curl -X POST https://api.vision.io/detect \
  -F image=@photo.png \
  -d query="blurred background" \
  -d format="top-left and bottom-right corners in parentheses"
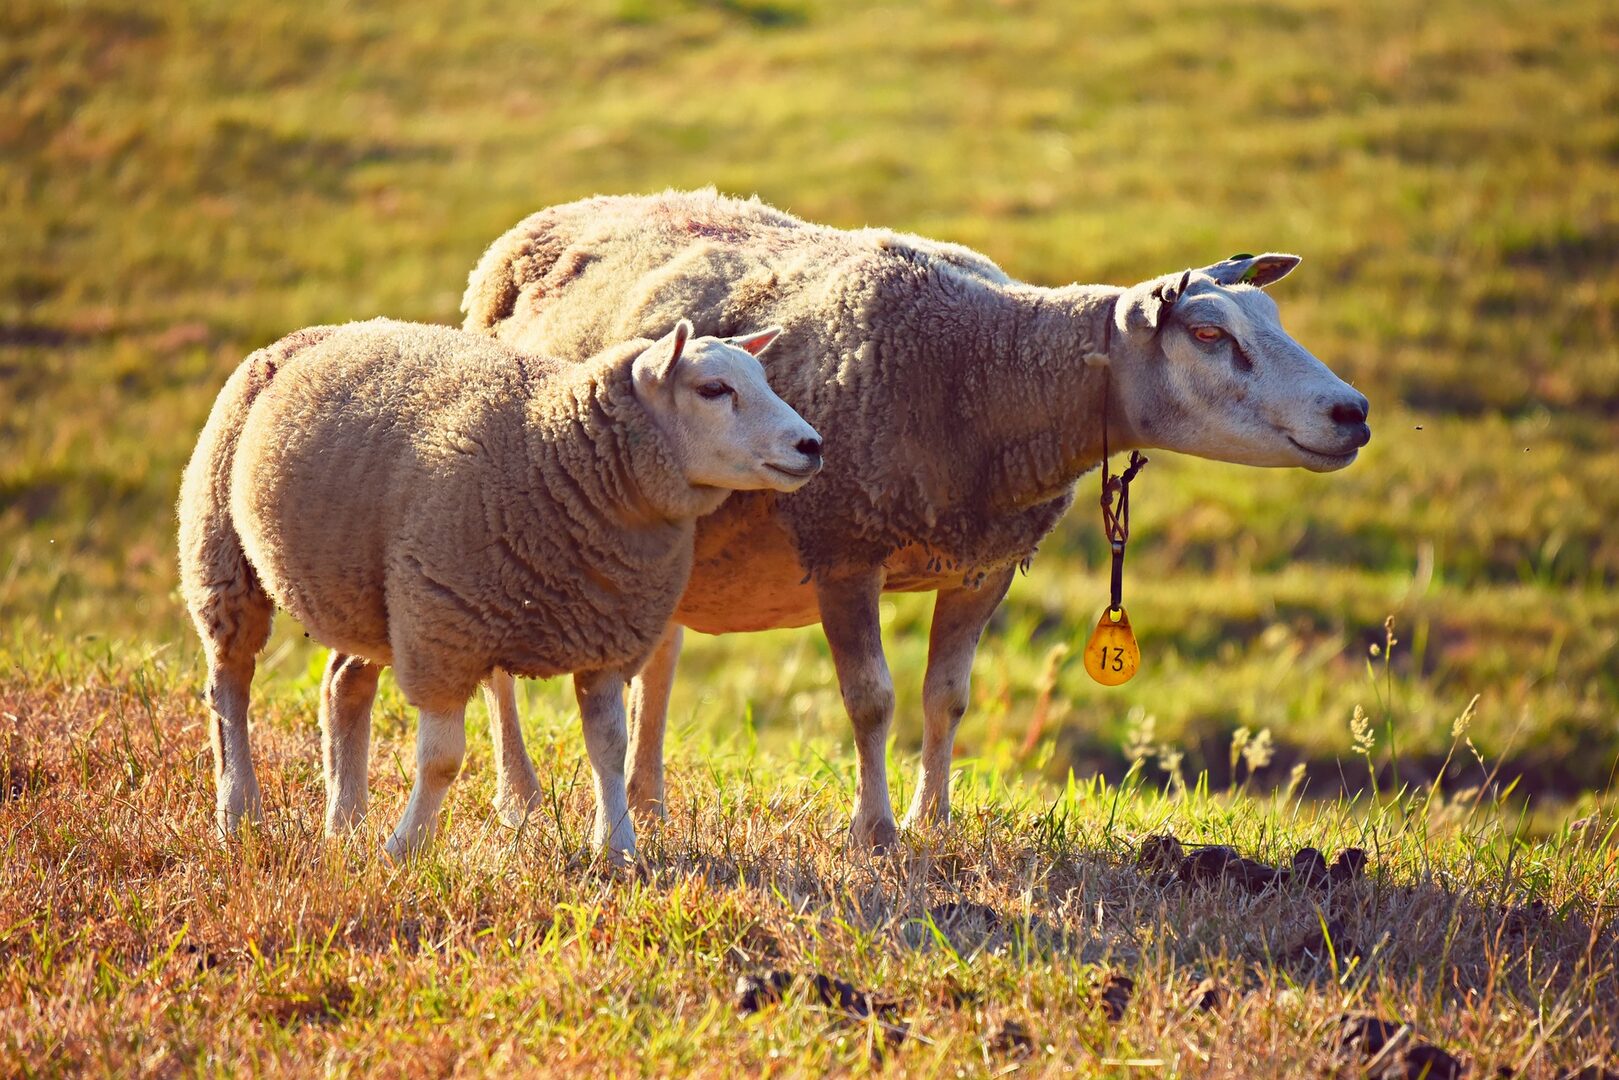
top-left (3, 0), bottom-right (1616, 805)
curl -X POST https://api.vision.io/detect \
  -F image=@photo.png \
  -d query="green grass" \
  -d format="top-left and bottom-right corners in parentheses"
top-left (3, 0), bottom-right (1619, 1073)
top-left (4, 0), bottom-right (1617, 782)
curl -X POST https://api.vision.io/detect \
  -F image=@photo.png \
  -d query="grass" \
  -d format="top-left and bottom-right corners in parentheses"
top-left (3, 0), bottom-right (1619, 1073)
top-left (4, 0), bottom-right (1618, 779)
top-left (5, 646), bottom-right (1619, 1075)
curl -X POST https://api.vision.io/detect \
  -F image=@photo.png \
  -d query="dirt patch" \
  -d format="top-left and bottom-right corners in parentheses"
top-left (261, 979), bottom-right (355, 1027)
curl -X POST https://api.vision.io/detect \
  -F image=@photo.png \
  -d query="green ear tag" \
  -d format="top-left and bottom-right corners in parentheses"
top-left (1084, 606), bottom-right (1140, 686)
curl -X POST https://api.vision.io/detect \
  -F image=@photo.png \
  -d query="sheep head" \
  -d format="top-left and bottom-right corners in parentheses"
top-left (632, 321), bottom-right (824, 494)
top-left (1110, 254), bottom-right (1370, 473)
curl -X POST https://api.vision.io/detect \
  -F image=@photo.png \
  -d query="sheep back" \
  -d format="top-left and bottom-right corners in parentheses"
top-left (464, 189), bottom-right (1079, 579)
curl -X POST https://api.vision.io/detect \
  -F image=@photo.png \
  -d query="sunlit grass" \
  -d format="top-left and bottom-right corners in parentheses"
top-left (4, 0), bottom-right (1616, 777)
top-left (3, 647), bottom-right (1617, 1074)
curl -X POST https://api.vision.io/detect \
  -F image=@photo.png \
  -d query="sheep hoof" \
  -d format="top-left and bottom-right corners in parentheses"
top-left (627, 782), bottom-right (667, 821)
top-left (382, 831), bottom-right (420, 864)
top-left (851, 815), bottom-right (901, 855)
top-left (594, 844), bottom-right (638, 872)
top-left (214, 795), bottom-right (263, 841)
top-left (493, 794), bottom-right (541, 830)
top-left (324, 802), bottom-right (368, 837)
top-left (900, 807), bottom-right (950, 832)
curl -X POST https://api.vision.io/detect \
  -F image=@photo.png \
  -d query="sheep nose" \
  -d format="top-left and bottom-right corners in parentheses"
top-left (1330, 394), bottom-right (1370, 427)
top-left (796, 436), bottom-right (823, 460)
top-left (1328, 393), bottom-right (1372, 448)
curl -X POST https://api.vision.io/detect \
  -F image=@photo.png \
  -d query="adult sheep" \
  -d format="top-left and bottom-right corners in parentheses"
top-left (178, 317), bottom-right (821, 862)
top-left (457, 189), bottom-right (1371, 851)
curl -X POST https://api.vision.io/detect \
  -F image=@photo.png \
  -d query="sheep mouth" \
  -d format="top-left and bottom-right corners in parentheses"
top-left (1287, 436), bottom-right (1359, 470)
top-left (764, 461), bottom-right (821, 480)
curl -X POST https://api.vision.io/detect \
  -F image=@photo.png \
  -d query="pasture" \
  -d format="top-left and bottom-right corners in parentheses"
top-left (3, 0), bottom-right (1617, 1073)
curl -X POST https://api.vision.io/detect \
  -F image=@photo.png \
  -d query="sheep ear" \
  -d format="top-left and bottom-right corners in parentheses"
top-left (1121, 272), bottom-right (1186, 333)
top-left (1202, 252), bottom-right (1301, 288)
top-left (727, 325), bottom-right (782, 357)
top-left (636, 319), bottom-right (692, 383)
top-left (1120, 284), bottom-right (1160, 334)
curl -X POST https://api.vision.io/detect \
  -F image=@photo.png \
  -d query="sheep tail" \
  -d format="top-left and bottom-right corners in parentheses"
top-left (177, 327), bottom-right (333, 662)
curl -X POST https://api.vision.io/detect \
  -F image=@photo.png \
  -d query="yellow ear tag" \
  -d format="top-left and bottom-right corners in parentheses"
top-left (1084, 606), bottom-right (1140, 686)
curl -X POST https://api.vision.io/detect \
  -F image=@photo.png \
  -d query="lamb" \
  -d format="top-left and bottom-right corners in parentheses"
top-left (177, 316), bottom-right (822, 862)
top-left (456, 189), bottom-right (1372, 852)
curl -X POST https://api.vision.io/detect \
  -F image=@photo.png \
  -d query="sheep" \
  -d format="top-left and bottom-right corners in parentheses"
top-left (456, 188), bottom-right (1372, 852)
top-left (177, 316), bottom-right (822, 862)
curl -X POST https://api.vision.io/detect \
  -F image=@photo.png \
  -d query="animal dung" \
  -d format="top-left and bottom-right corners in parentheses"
top-left (1178, 845), bottom-right (1243, 885)
top-left (733, 969), bottom-right (903, 1026)
top-left (1135, 833), bottom-right (1186, 875)
top-left (1331, 848), bottom-right (1369, 883)
top-left (1330, 1012), bottom-right (1465, 1080)
top-left (1288, 917), bottom-right (1351, 963)
top-left (926, 900), bottom-right (1003, 930)
top-left (1098, 973), bottom-right (1134, 1022)
top-left (1136, 834), bottom-right (1370, 894)
top-left (932, 973), bottom-right (981, 1010)
top-left (986, 1018), bottom-right (1035, 1057)
top-left (1186, 977), bottom-right (1227, 1013)
top-left (1291, 847), bottom-right (1330, 887)
top-left (734, 970), bottom-right (795, 1015)
top-left (1501, 899), bottom-right (1550, 936)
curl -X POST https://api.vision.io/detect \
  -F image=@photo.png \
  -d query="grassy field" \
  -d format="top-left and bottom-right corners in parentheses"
top-left (5, 651), bottom-right (1619, 1075)
top-left (4, 0), bottom-right (1619, 1073)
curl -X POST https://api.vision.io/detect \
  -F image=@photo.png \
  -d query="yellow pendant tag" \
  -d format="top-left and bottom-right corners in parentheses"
top-left (1084, 606), bottom-right (1140, 686)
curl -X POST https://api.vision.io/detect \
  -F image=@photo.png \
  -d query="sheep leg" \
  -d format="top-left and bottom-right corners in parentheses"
top-left (485, 667), bottom-right (542, 828)
top-left (816, 569), bottom-right (900, 853)
top-left (194, 576), bottom-right (274, 839)
top-left (320, 652), bottom-right (379, 835)
top-left (206, 652), bottom-right (264, 837)
top-left (383, 703), bottom-right (467, 861)
top-left (575, 668), bottom-right (637, 863)
top-left (903, 567), bottom-right (1015, 829)
top-left (626, 622), bottom-right (683, 819)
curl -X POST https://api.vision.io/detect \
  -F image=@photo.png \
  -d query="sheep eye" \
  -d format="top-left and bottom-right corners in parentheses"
top-left (1192, 326), bottom-right (1225, 343)
top-left (696, 381), bottom-right (733, 400)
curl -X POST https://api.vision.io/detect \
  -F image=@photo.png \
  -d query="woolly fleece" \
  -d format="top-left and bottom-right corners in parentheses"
top-left (463, 189), bottom-right (1121, 592)
top-left (178, 318), bottom-right (721, 712)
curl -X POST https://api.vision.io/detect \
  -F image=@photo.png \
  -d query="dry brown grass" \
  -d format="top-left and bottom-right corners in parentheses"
top-left (4, 653), bottom-right (1618, 1077)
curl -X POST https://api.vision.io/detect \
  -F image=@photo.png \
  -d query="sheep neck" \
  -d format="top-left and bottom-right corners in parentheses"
top-left (529, 358), bottom-right (723, 536)
top-left (979, 284), bottom-right (1132, 511)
